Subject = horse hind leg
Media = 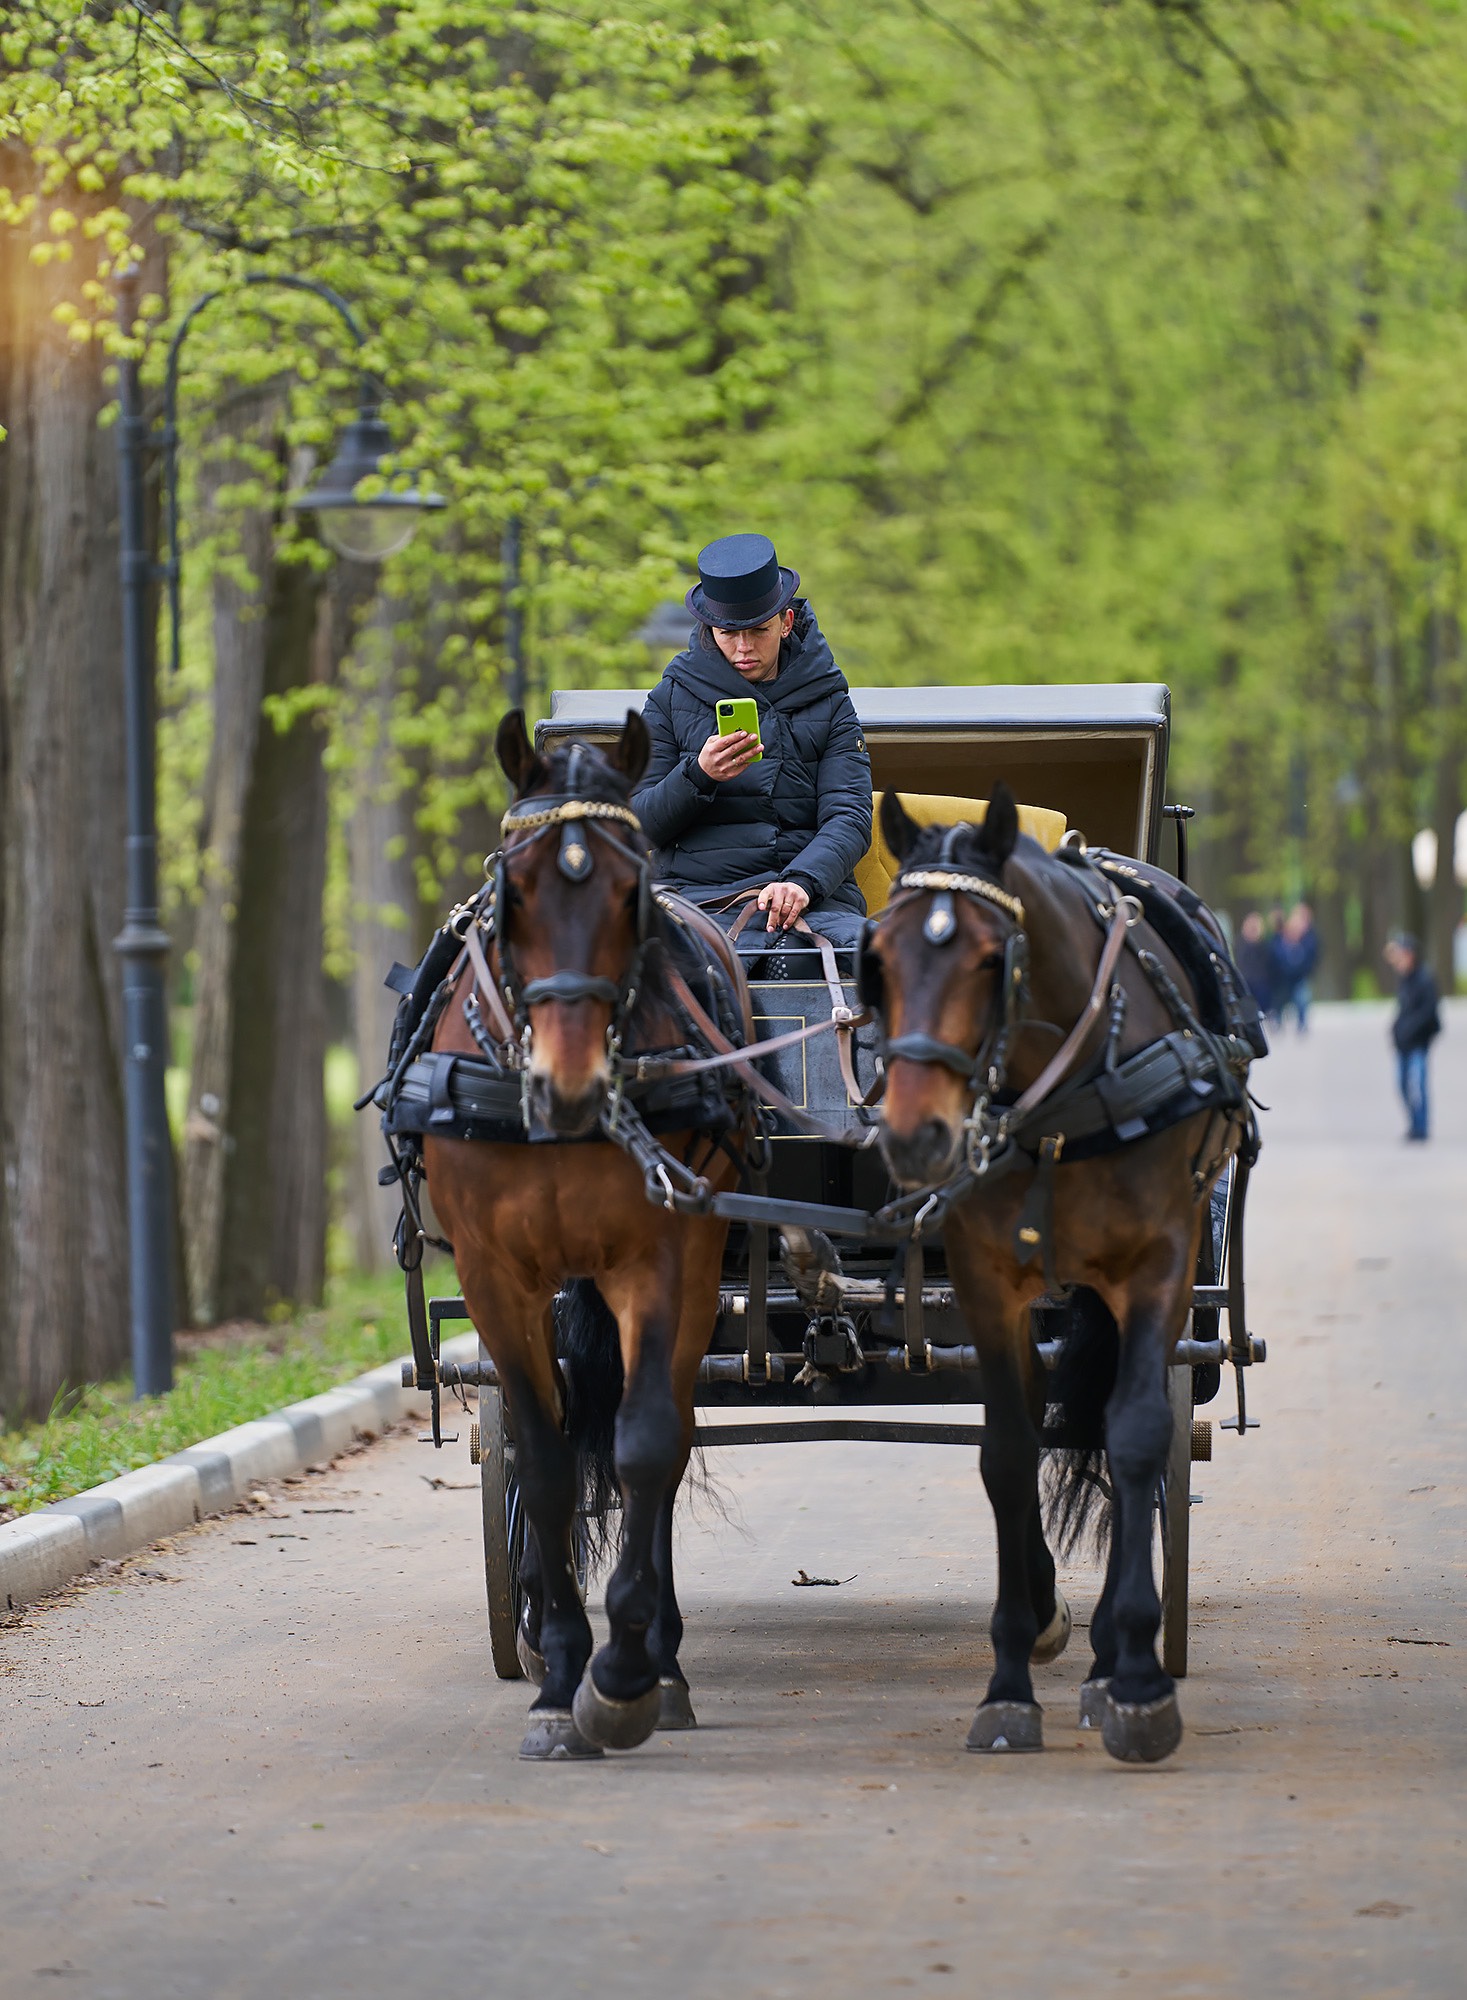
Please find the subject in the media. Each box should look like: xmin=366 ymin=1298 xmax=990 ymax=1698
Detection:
xmin=1026 ymin=1494 xmax=1072 ymax=1665
xmin=649 ymin=1481 xmax=696 ymax=1730
xmin=502 ymin=1374 xmax=602 ymax=1762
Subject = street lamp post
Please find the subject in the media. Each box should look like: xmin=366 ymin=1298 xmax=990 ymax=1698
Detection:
xmin=114 ymin=267 xmax=444 ymax=1398
xmin=115 ymin=267 xmax=175 ymax=1398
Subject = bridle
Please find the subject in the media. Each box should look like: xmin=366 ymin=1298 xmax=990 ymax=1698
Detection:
xmin=480 ymin=744 xmax=656 ymax=1063
xmin=860 ymin=825 xmax=1146 ymax=1212
xmin=859 ymin=825 xmax=1031 ymax=1103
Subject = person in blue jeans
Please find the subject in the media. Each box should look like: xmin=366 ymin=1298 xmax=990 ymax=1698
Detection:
xmin=1384 ymin=933 xmax=1441 ymax=1141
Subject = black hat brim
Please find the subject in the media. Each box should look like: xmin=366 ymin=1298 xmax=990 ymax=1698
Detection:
xmin=685 ymin=567 xmax=800 ymax=630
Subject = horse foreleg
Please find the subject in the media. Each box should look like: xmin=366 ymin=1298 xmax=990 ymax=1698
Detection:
xmin=1095 ymin=1278 xmax=1186 ymax=1763
xmin=1079 ymin=1530 xmax=1121 ymax=1729
xmin=463 ymin=1282 xmax=599 ymax=1761
xmin=571 ymin=1263 xmax=682 ymax=1752
xmin=967 ymin=1342 xmax=1047 ymax=1753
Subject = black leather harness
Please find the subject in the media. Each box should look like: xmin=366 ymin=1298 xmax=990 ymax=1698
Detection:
xmin=859 ymin=829 xmax=1264 ymax=1248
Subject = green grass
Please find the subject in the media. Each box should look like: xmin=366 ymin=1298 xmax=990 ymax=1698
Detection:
xmin=0 ymin=1267 xmax=424 ymax=1522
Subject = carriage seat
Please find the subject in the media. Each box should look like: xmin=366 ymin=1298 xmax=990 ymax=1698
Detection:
xmin=854 ymin=792 xmax=1067 ymax=916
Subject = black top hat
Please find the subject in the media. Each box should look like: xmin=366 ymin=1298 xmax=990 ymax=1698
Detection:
xmin=685 ymin=532 xmax=800 ymax=630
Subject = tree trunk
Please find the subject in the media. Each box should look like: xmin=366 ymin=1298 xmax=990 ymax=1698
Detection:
xmin=346 ymin=600 xmax=422 ymax=1273
xmin=183 ymin=406 xmax=373 ymax=1322
xmin=0 ymin=168 xmax=137 ymax=1418
xmin=181 ymin=386 xmax=287 ymax=1323
xmin=1424 ymin=612 xmax=1464 ymax=997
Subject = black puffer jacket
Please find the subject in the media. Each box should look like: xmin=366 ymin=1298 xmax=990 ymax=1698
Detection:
xmin=632 ymin=604 xmax=872 ymax=912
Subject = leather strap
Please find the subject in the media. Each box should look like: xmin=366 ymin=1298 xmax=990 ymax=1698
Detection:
xmin=663 ymin=967 xmax=863 ymax=1142
xmin=463 ymin=922 xmax=518 ymax=1052
xmin=1007 ymin=900 xmax=1133 ymax=1120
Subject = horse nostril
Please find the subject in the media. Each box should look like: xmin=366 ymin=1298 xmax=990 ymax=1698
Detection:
xmin=881 ymin=1117 xmax=959 ymax=1187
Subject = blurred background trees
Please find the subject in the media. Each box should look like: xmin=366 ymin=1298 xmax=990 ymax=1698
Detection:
xmin=4 ymin=0 xmax=1467 ymax=1400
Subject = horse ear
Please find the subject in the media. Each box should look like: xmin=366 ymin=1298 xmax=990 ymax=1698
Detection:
xmin=609 ymin=708 xmax=650 ymax=786
xmin=495 ymin=709 xmax=542 ymax=794
xmin=880 ymin=790 xmax=919 ymax=862
xmin=979 ymin=782 xmax=1020 ymax=870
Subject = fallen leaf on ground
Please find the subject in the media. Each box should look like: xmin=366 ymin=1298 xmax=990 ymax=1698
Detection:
xmin=77 ymin=1699 xmax=104 ymax=1709
xmin=1356 ymin=1901 xmax=1412 ymax=1918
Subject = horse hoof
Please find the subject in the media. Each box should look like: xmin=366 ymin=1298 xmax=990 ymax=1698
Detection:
xmin=1077 ymin=1678 xmax=1111 ymax=1730
xmin=518 ymin=1708 xmax=603 ymax=1761
xmin=516 ymin=1621 xmax=546 ymax=1686
xmin=1101 ymin=1690 xmax=1183 ymax=1764
xmin=966 ymin=1701 xmax=1044 ymax=1753
xmin=658 ymin=1677 xmax=697 ymax=1730
xmin=572 ymin=1672 xmax=663 ymax=1752
xmin=1030 ymin=1587 xmax=1072 ymax=1665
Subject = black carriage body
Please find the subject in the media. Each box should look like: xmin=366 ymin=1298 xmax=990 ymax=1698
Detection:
xmin=535 ymin=684 xmax=1177 ymax=1425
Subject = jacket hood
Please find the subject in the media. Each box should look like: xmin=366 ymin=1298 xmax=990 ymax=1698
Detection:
xmin=659 ymin=602 xmax=847 ymax=711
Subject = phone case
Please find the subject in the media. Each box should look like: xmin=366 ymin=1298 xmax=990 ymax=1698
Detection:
xmin=716 ymin=698 xmax=763 ymax=759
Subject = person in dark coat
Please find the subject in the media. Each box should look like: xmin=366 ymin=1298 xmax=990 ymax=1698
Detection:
xmin=1384 ymin=932 xmax=1442 ymax=1142
xmin=1236 ymin=912 xmax=1275 ymax=1019
xmin=1272 ymin=900 xmax=1320 ymax=1030
xmin=632 ymin=533 xmax=872 ymax=956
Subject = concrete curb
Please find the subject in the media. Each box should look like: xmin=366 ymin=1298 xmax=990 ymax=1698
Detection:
xmin=1 ymin=1332 xmax=478 ymax=1613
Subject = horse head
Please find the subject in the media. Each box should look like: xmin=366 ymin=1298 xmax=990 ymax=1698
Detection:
xmin=494 ymin=707 xmax=651 ymax=1137
xmin=862 ymin=785 xmax=1022 ymax=1187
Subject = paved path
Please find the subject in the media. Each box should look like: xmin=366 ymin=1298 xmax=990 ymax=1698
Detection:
xmin=3 ymin=1004 xmax=1464 ymax=1998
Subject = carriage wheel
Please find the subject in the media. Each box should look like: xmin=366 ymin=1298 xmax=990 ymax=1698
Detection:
xmin=478 ymin=1380 xmax=527 ymax=1680
xmin=1160 ymin=1362 xmax=1193 ymax=1679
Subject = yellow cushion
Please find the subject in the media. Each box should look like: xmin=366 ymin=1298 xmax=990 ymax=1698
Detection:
xmin=854 ymin=792 xmax=1067 ymax=916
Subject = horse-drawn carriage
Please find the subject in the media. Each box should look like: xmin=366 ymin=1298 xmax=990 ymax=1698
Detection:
xmin=389 ymin=682 xmax=1266 ymax=1747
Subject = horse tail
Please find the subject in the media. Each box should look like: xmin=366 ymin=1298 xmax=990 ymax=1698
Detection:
xmin=1040 ymin=1287 xmax=1118 ymax=1559
xmin=555 ymin=1279 xmax=623 ymax=1561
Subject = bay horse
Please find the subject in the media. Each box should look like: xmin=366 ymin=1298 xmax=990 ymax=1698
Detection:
xmin=860 ymin=785 xmax=1259 ymax=1764
xmin=421 ymin=711 xmax=739 ymax=1760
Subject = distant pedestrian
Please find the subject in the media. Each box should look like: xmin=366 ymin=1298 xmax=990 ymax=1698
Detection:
xmin=1272 ymin=901 xmax=1320 ymax=1031
xmin=1384 ymin=933 xmax=1441 ymax=1142
xmin=1236 ymin=912 xmax=1274 ymax=1018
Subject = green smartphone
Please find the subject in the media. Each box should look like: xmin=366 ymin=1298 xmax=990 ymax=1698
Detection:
xmin=716 ymin=696 xmax=763 ymax=760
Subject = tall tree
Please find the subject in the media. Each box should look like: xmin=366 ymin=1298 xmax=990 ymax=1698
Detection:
xmin=0 ymin=162 xmax=139 ymax=1419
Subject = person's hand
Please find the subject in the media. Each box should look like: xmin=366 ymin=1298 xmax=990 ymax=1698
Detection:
xmin=758 ymin=879 xmax=810 ymax=931
xmin=697 ymin=730 xmax=761 ymax=782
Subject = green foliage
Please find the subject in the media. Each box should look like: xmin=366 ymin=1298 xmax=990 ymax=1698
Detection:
xmin=7 ymin=0 xmax=1467 ymax=988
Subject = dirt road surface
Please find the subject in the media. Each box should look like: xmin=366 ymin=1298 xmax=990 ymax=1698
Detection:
xmin=4 ymin=1003 xmax=1464 ymax=1998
